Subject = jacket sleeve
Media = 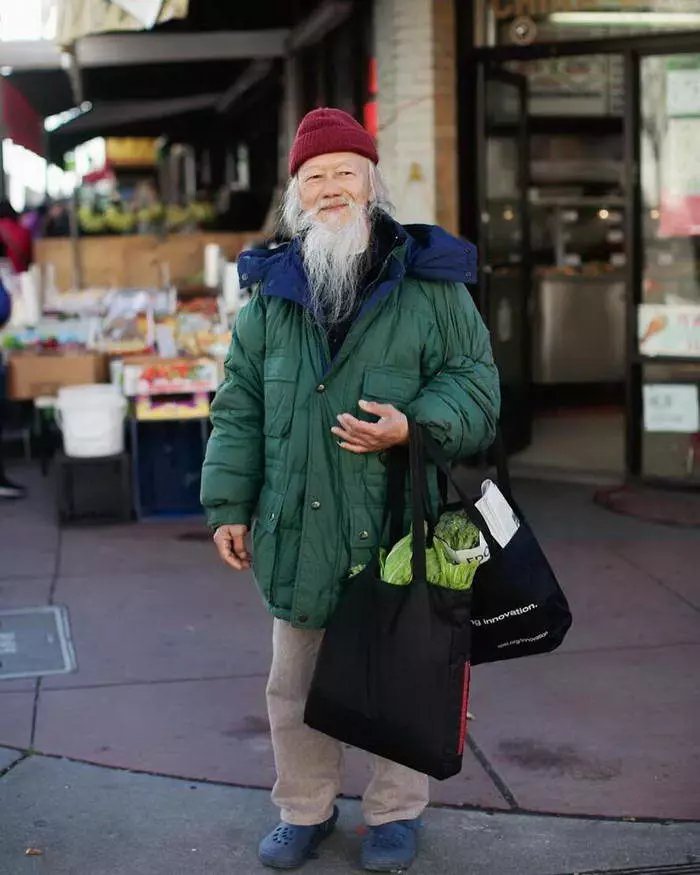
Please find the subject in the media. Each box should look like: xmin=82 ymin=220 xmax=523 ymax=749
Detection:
xmin=407 ymin=281 xmax=500 ymax=461
xmin=201 ymin=292 xmax=266 ymax=530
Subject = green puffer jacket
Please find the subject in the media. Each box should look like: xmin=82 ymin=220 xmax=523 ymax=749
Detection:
xmin=201 ymin=218 xmax=500 ymax=628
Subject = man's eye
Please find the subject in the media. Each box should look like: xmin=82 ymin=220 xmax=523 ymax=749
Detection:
xmin=339 ymin=171 xmax=353 ymax=177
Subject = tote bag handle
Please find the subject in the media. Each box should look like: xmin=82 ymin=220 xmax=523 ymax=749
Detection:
xmin=437 ymin=428 xmax=512 ymax=508
xmin=421 ymin=429 xmax=504 ymax=557
xmin=381 ymin=424 xmax=435 ymax=581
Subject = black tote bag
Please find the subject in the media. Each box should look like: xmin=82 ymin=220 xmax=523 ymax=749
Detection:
xmin=424 ymin=431 xmax=572 ymax=666
xmin=304 ymin=425 xmax=473 ymax=781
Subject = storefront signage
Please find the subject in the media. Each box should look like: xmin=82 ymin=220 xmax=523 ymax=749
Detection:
xmin=490 ymin=0 xmax=647 ymax=17
xmin=638 ymin=305 xmax=700 ymax=358
xmin=643 ymin=384 xmax=700 ymax=434
xmin=492 ymin=0 xmax=576 ymax=17
xmin=660 ymin=60 xmax=700 ymax=237
xmin=105 ymin=137 xmax=158 ymax=168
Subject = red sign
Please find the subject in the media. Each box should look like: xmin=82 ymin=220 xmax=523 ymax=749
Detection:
xmin=659 ymin=192 xmax=700 ymax=238
xmin=0 ymin=80 xmax=44 ymax=157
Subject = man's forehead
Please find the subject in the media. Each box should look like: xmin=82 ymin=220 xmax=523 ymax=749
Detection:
xmin=299 ymin=153 xmax=366 ymax=174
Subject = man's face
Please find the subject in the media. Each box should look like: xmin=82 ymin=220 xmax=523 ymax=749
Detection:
xmin=297 ymin=152 xmax=371 ymax=227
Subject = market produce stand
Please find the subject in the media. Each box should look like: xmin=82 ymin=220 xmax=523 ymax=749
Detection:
xmin=35 ymin=232 xmax=252 ymax=295
xmin=0 ymin=236 xmax=255 ymax=521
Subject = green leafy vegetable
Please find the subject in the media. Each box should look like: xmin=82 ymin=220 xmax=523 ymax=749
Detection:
xmin=434 ymin=510 xmax=480 ymax=551
xmin=347 ymin=511 xmax=486 ymax=591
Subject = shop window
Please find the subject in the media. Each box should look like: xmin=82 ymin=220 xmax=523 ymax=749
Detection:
xmin=638 ymin=54 xmax=700 ymax=482
xmin=642 ymin=363 xmax=700 ymax=482
xmin=479 ymin=1 xmax=700 ymax=47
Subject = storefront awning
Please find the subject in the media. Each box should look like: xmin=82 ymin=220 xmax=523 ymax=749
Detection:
xmin=0 ymin=78 xmax=44 ymax=156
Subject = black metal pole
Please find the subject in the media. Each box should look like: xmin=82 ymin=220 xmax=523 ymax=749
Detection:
xmin=455 ymin=0 xmax=477 ymax=243
xmin=623 ymin=48 xmax=643 ymax=480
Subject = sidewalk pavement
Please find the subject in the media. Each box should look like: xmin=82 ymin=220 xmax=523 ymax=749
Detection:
xmin=1 ymin=464 xmax=699 ymax=873
xmin=1 ymin=752 xmax=699 ymax=875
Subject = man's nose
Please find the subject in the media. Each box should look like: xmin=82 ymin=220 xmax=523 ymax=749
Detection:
xmin=320 ymin=178 xmax=343 ymax=199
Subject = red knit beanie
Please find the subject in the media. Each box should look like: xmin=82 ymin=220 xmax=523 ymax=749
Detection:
xmin=289 ymin=108 xmax=379 ymax=177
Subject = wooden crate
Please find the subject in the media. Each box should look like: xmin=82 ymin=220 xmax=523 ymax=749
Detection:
xmin=36 ymin=231 xmax=257 ymax=293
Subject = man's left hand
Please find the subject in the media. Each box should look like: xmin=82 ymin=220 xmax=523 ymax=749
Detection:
xmin=332 ymin=400 xmax=409 ymax=454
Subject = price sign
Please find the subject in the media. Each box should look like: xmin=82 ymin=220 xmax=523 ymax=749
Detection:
xmin=643 ymin=384 xmax=700 ymax=434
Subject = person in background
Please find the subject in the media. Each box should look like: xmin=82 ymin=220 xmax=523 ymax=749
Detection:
xmin=0 ymin=199 xmax=33 ymax=274
xmin=202 ymin=108 xmax=500 ymax=872
xmin=42 ymin=200 xmax=71 ymax=238
xmin=0 ymin=275 xmax=25 ymax=499
xmin=20 ymin=202 xmax=47 ymax=240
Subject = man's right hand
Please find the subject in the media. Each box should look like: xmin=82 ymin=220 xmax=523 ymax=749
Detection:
xmin=213 ymin=524 xmax=250 ymax=571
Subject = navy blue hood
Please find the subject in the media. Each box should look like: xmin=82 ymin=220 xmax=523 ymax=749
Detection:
xmin=402 ymin=223 xmax=477 ymax=285
xmin=236 ymin=215 xmax=477 ymax=313
xmin=238 ymin=216 xmax=476 ymax=286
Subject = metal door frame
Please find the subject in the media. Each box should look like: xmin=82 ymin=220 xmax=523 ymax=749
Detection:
xmin=459 ymin=28 xmax=700 ymax=483
xmin=475 ymin=63 xmax=533 ymax=431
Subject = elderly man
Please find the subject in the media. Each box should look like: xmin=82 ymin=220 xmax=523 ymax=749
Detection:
xmin=201 ymin=108 xmax=500 ymax=872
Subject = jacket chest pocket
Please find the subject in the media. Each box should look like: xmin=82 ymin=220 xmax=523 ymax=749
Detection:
xmin=362 ymin=366 xmax=421 ymax=414
xmin=264 ymin=355 xmax=299 ymax=437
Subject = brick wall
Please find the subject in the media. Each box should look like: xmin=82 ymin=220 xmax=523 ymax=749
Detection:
xmin=374 ymin=0 xmax=437 ymax=224
xmin=374 ymin=0 xmax=459 ymax=232
xmin=432 ymin=0 xmax=459 ymax=234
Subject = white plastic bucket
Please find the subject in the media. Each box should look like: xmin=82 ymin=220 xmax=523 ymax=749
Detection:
xmin=57 ymin=383 xmax=122 ymax=404
xmin=56 ymin=389 xmax=127 ymax=458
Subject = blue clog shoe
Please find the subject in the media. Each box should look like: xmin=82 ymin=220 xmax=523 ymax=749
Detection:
xmin=361 ymin=818 xmax=421 ymax=872
xmin=258 ymin=806 xmax=339 ymax=869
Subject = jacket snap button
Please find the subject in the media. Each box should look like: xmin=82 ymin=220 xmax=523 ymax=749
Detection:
xmin=269 ymin=512 xmax=276 ymax=521
xmin=311 ymin=500 xmax=321 ymax=510
xmin=241 ymin=273 xmax=248 ymax=281
xmin=359 ymin=530 xmax=369 ymax=540
xmin=316 ymin=384 xmax=326 ymax=393
xmin=298 ymin=615 xmax=309 ymax=623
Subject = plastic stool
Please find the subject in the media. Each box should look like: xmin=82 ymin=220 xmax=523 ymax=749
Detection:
xmin=55 ymin=452 xmax=132 ymax=525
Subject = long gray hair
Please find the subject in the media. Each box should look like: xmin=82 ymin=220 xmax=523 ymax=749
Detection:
xmin=279 ymin=161 xmax=394 ymax=324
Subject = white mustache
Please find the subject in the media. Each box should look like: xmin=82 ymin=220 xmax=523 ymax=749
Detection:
xmin=314 ymin=198 xmax=353 ymax=215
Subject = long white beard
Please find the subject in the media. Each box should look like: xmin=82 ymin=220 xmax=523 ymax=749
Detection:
xmin=297 ymin=203 xmax=371 ymax=325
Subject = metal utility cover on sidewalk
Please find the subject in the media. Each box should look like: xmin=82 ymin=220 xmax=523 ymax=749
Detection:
xmin=0 ymin=607 xmax=76 ymax=680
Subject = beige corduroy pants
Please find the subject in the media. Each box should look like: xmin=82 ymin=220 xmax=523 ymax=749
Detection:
xmin=266 ymin=618 xmax=430 ymax=826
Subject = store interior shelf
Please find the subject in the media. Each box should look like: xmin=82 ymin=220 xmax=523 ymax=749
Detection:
xmin=635 ymin=355 xmax=700 ymax=367
xmin=487 ymin=115 xmax=624 ymax=137
xmin=529 ymin=194 xmax=625 ymax=207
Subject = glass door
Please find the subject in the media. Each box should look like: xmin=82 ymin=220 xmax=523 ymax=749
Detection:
xmin=632 ymin=48 xmax=700 ymax=485
xmin=475 ymin=65 xmax=532 ymax=454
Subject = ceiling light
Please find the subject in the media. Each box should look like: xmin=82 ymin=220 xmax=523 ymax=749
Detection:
xmin=599 ymin=209 xmax=610 ymax=220
xmin=44 ymin=103 xmax=92 ymax=133
xmin=550 ymin=11 xmax=700 ymax=26
xmin=0 ymin=66 xmax=13 ymax=76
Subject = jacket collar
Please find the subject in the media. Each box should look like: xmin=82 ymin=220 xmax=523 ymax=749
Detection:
xmin=236 ymin=212 xmax=477 ymax=315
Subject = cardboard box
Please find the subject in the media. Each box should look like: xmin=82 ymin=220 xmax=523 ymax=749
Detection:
xmin=120 ymin=356 xmax=219 ymax=397
xmin=135 ymin=392 xmax=210 ymax=421
xmin=7 ymin=351 xmax=108 ymax=400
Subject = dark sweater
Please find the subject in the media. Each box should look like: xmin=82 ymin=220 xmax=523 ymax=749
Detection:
xmin=325 ymin=213 xmax=398 ymax=360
